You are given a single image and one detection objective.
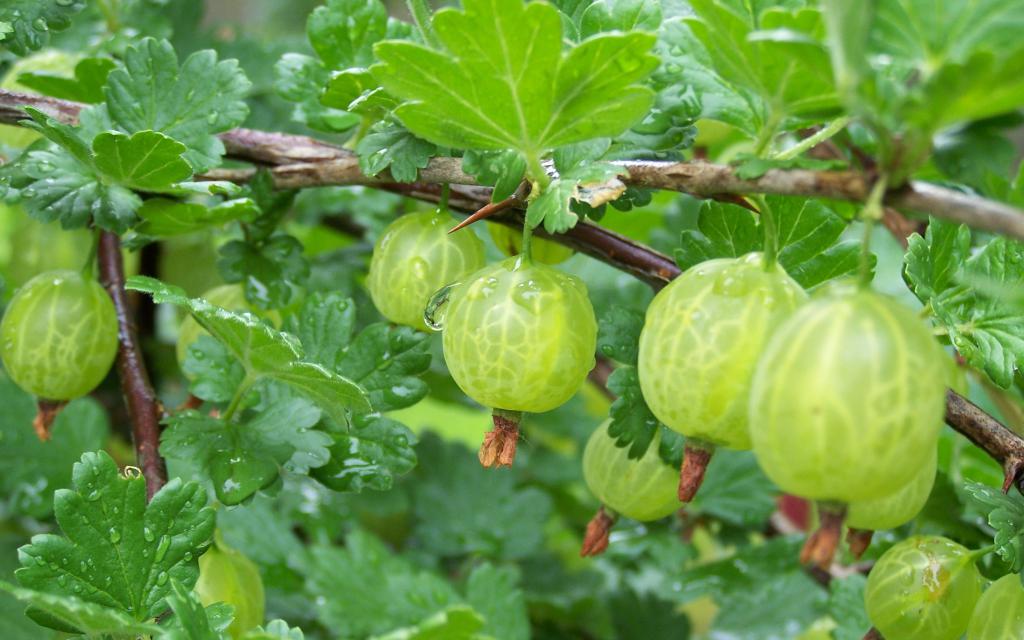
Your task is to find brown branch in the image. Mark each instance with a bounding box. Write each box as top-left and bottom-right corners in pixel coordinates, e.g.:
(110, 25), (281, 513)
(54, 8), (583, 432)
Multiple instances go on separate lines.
(3, 89), (1022, 481)
(97, 231), (167, 500)
(2, 89), (1023, 240)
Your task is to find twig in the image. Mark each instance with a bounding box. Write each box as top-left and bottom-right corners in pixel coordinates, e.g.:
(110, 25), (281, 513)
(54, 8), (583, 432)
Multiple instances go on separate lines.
(2, 89), (1023, 240)
(97, 231), (167, 500)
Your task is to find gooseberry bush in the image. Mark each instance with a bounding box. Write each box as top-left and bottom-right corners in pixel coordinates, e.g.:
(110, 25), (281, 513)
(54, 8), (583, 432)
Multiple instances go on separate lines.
(0, 0), (1023, 638)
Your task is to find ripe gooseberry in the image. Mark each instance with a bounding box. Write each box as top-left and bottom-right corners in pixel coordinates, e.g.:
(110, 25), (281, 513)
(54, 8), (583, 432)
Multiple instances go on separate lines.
(865, 536), (983, 640)
(195, 535), (265, 638)
(488, 223), (573, 265)
(580, 421), (680, 555)
(0, 270), (117, 400)
(436, 255), (596, 467)
(846, 448), (937, 557)
(366, 210), (486, 331)
(637, 252), (806, 501)
(967, 573), (1024, 639)
(749, 286), (947, 567)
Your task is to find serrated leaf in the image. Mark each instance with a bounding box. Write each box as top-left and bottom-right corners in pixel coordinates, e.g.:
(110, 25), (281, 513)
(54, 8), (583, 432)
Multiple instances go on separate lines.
(308, 0), (388, 69)
(0, 581), (161, 637)
(218, 236), (309, 310)
(294, 292), (357, 372)
(274, 53), (361, 133)
(162, 579), (232, 640)
(676, 198), (863, 289)
(183, 336), (246, 404)
(462, 150), (528, 202)
(135, 197), (259, 238)
(370, 606), (486, 640)
(312, 415), (417, 493)
(465, 564), (529, 640)
(162, 393), (326, 505)
(828, 574), (871, 640)
(597, 306), (644, 365)
(15, 451), (215, 623)
(336, 323), (431, 412)
(305, 529), (458, 636)
(0, 377), (109, 518)
(356, 122), (437, 183)
(580, 0), (661, 39)
(372, 0), (658, 154)
(527, 163), (625, 233)
(906, 219), (1024, 387)
(411, 434), (551, 560)
(321, 68), (395, 119)
(91, 130), (193, 191)
(17, 57), (116, 104)
(964, 481), (1024, 573)
(99, 38), (251, 172)
(242, 620), (305, 640)
(126, 276), (372, 420)
(0, 0), (85, 56)
(606, 365), (662, 460)
(607, 589), (691, 640)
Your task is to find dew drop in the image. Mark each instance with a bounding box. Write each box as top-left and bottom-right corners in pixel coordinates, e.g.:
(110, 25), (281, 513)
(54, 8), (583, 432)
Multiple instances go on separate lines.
(156, 571), (168, 585)
(154, 535), (170, 562)
(108, 528), (121, 544)
(143, 527), (155, 542)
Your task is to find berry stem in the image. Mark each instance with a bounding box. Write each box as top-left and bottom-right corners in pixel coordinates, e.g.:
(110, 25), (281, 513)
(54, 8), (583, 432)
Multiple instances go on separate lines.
(862, 629), (883, 640)
(32, 399), (67, 442)
(678, 441), (714, 502)
(580, 506), (617, 557)
(847, 528), (874, 559)
(755, 196), (778, 269)
(800, 502), (847, 570)
(439, 183), (450, 214)
(479, 409), (522, 468)
(858, 175), (888, 287)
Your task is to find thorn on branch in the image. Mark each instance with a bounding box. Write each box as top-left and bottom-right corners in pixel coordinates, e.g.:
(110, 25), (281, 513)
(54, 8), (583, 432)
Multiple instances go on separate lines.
(32, 399), (67, 441)
(1003, 456), (1024, 494)
(580, 506), (616, 557)
(479, 410), (521, 468)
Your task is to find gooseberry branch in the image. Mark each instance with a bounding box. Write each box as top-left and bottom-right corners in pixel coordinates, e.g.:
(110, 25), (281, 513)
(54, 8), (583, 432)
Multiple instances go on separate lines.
(97, 231), (167, 500)
(1, 89), (1022, 492)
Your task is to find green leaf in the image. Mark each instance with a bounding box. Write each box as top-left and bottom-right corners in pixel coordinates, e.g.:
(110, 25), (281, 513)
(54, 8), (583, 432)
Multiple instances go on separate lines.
(135, 197), (260, 238)
(607, 589), (691, 640)
(370, 606), (486, 640)
(218, 235), (309, 310)
(580, 0), (661, 38)
(732, 155), (846, 180)
(16, 57), (117, 104)
(312, 414), (417, 493)
(356, 122), (437, 183)
(321, 68), (396, 119)
(905, 219), (1024, 387)
(410, 434), (551, 560)
(242, 620), (305, 640)
(162, 393), (327, 505)
(336, 323), (431, 412)
(964, 482), (1024, 573)
(677, 2), (839, 137)
(461, 150), (527, 202)
(372, 0), (658, 155)
(0, 581), (161, 637)
(161, 579), (232, 640)
(184, 337), (246, 404)
(526, 163), (625, 233)
(0, 377), (109, 518)
(100, 38), (251, 173)
(688, 450), (777, 528)
(305, 529), (458, 637)
(0, 0), (85, 56)
(606, 366), (663, 461)
(126, 276), (372, 420)
(293, 292), (357, 372)
(15, 451), (215, 623)
(597, 306), (644, 365)
(464, 564), (529, 640)
(676, 198), (866, 289)
(828, 574), (871, 640)
(274, 53), (361, 133)
(308, 0), (388, 69)
(91, 131), (193, 191)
